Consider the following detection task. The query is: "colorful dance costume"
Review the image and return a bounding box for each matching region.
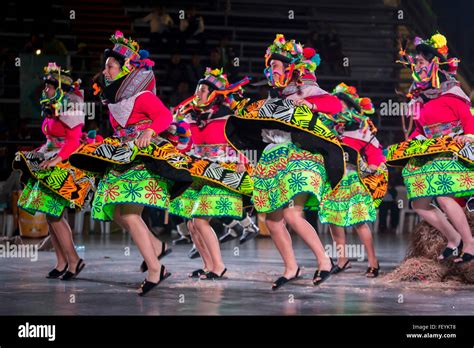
[69,31,191,221]
[226,35,345,213]
[319,83,388,227]
[14,63,95,218]
[386,33,474,200]
[168,68,253,219]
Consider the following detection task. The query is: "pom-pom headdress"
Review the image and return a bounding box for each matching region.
[105,30,141,62]
[333,83,374,115]
[197,67,229,92]
[323,82,376,135]
[397,32,460,90]
[40,62,81,118]
[43,62,74,90]
[174,68,250,117]
[263,34,320,88]
[103,30,155,85]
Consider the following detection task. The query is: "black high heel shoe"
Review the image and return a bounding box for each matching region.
[439,240,463,261]
[46,264,68,279]
[138,265,171,296]
[331,260,351,275]
[61,259,85,281]
[365,262,380,278]
[272,267,301,290]
[188,268,207,278]
[454,252,474,264]
[313,258,335,286]
[201,268,227,280]
[140,243,172,272]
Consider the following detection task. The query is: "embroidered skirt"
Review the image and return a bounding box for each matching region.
[91,160,171,221]
[169,181,243,219]
[402,153,474,200]
[69,121,192,199]
[252,142,327,213]
[168,145,252,219]
[13,150,95,218]
[319,170,377,227]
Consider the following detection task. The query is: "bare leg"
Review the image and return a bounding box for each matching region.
[46,216,68,270]
[353,223,378,268]
[283,194,332,274]
[114,205,162,286]
[328,224,349,268]
[122,213,167,257]
[265,209,299,278]
[193,217,226,276]
[436,196,474,260]
[47,214,81,272]
[188,219,213,271]
[148,229,166,256]
[412,197,463,259]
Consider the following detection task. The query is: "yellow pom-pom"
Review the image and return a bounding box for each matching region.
[275,34,285,41]
[210,68,222,76]
[431,33,447,49]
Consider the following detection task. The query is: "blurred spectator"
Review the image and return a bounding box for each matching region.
[166,53,186,88]
[17,119,33,141]
[0,48,20,98]
[217,35,239,80]
[71,42,92,72]
[0,50,6,97]
[142,6,174,52]
[324,26,344,75]
[169,81,191,107]
[306,29,326,71]
[206,48,222,69]
[379,175,400,233]
[0,170,21,209]
[43,31,68,56]
[178,6,205,50]
[143,207,167,236]
[22,34,43,54]
[185,53,205,86]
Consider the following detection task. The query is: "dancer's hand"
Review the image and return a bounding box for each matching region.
[454,135,473,146]
[293,99,315,110]
[368,164,378,172]
[136,129,154,149]
[236,163,246,173]
[39,156,62,169]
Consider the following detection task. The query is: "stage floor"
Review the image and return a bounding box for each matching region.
[1,232,472,315]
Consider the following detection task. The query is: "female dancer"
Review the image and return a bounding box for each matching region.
[226,35,345,289]
[69,31,192,295]
[319,83,387,277]
[168,68,252,279]
[387,33,474,263]
[13,63,94,280]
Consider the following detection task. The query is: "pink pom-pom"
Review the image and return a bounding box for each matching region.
[303,47,316,59]
[168,135,179,142]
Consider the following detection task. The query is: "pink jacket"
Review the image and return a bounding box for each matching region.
[342,136,385,166]
[109,92,172,135]
[41,117,83,160]
[409,94,474,139]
